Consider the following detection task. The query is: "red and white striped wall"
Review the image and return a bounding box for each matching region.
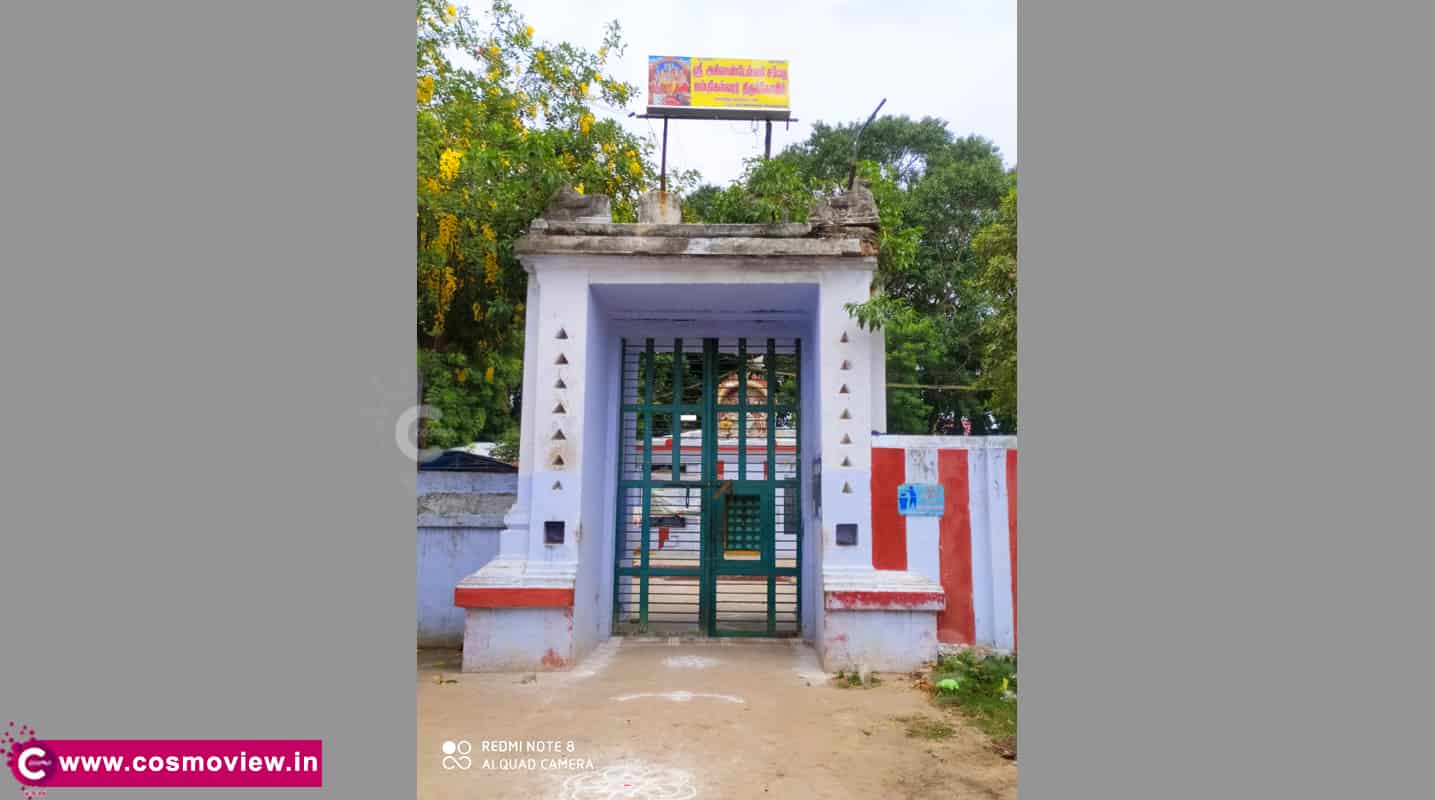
[869,436,1017,650]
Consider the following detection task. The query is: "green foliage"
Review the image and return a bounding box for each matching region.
[681,156,823,223]
[833,669,881,689]
[417,0,651,446]
[969,187,1017,420]
[491,426,521,463]
[929,648,1017,743]
[683,116,1017,432]
[418,350,515,449]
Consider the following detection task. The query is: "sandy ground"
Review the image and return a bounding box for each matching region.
[417,638,1015,799]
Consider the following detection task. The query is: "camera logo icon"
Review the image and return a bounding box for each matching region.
[440,740,471,770]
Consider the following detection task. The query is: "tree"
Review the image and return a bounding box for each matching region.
[416,0,652,448]
[969,186,1017,421]
[682,116,1017,431]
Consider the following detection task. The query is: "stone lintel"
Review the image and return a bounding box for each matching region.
[516,233,875,258]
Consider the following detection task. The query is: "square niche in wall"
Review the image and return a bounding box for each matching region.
[835,523,858,546]
[544,521,565,544]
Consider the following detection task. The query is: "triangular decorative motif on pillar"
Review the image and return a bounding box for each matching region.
[841,482,853,494]
[555,377,566,389]
[841,456,852,467]
[553,402,567,414]
[552,428,566,441]
[840,433,852,445]
[840,360,852,370]
[551,480,563,492]
[552,454,565,468]
[555,353,569,365]
[840,408,852,420]
[556,328,568,340]
[840,331,849,343]
[839,384,850,394]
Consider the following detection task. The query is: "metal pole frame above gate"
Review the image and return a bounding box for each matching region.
[630,113,800,194]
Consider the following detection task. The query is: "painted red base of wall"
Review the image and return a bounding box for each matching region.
[826,590,946,610]
[453,587,575,608]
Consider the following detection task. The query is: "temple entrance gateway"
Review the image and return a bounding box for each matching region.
[614,336,802,636]
[457,185,951,674]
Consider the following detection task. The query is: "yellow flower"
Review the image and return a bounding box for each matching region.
[455,368,468,384]
[534,51,545,63]
[525,25,534,38]
[579,112,593,135]
[416,75,435,104]
[424,177,441,193]
[628,160,642,176]
[444,4,457,20]
[438,149,463,182]
[471,302,483,321]
[483,251,500,285]
[488,199,497,210]
[434,214,460,251]
[574,183,584,195]
[601,141,614,155]
[598,46,607,59]
[440,267,458,305]
[579,82,589,97]
[487,68,500,81]
[484,366,496,383]
[481,223,496,241]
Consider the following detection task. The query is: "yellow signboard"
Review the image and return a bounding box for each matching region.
[647,56,789,117]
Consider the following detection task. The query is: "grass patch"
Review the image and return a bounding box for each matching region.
[928,648,1017,749]
[894,714,955,740]
[833,669,882,688]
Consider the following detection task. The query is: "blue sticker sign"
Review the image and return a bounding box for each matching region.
[897,484,945,516]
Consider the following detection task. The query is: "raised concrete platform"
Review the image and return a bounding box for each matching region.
[454,556,578,672]
[818,568,945,672]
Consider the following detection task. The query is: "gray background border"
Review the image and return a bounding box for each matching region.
[1021,0,1432,796]
[0,2,415,798]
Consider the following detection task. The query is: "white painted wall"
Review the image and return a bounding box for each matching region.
[816,268,877,571]
[970,445,1013,649]
[822,609,939,672]
[573,293,619,659]
[903,447,942,584]
[801,314,823,643]
[460,247,880,669]
[871,435,1017,651]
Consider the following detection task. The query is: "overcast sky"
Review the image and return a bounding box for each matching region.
[461,0,1015,187]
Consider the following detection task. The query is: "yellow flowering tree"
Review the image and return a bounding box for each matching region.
[417,0,653,448]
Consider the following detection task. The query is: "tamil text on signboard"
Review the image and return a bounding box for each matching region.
[647,56,789,119]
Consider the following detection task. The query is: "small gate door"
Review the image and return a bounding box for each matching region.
[613,337,801,637]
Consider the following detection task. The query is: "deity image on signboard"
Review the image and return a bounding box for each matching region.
[647,56,691,107]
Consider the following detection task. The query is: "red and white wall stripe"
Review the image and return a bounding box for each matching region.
[869,436,1017,650]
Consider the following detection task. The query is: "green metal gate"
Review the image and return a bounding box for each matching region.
[613,337,802,637]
